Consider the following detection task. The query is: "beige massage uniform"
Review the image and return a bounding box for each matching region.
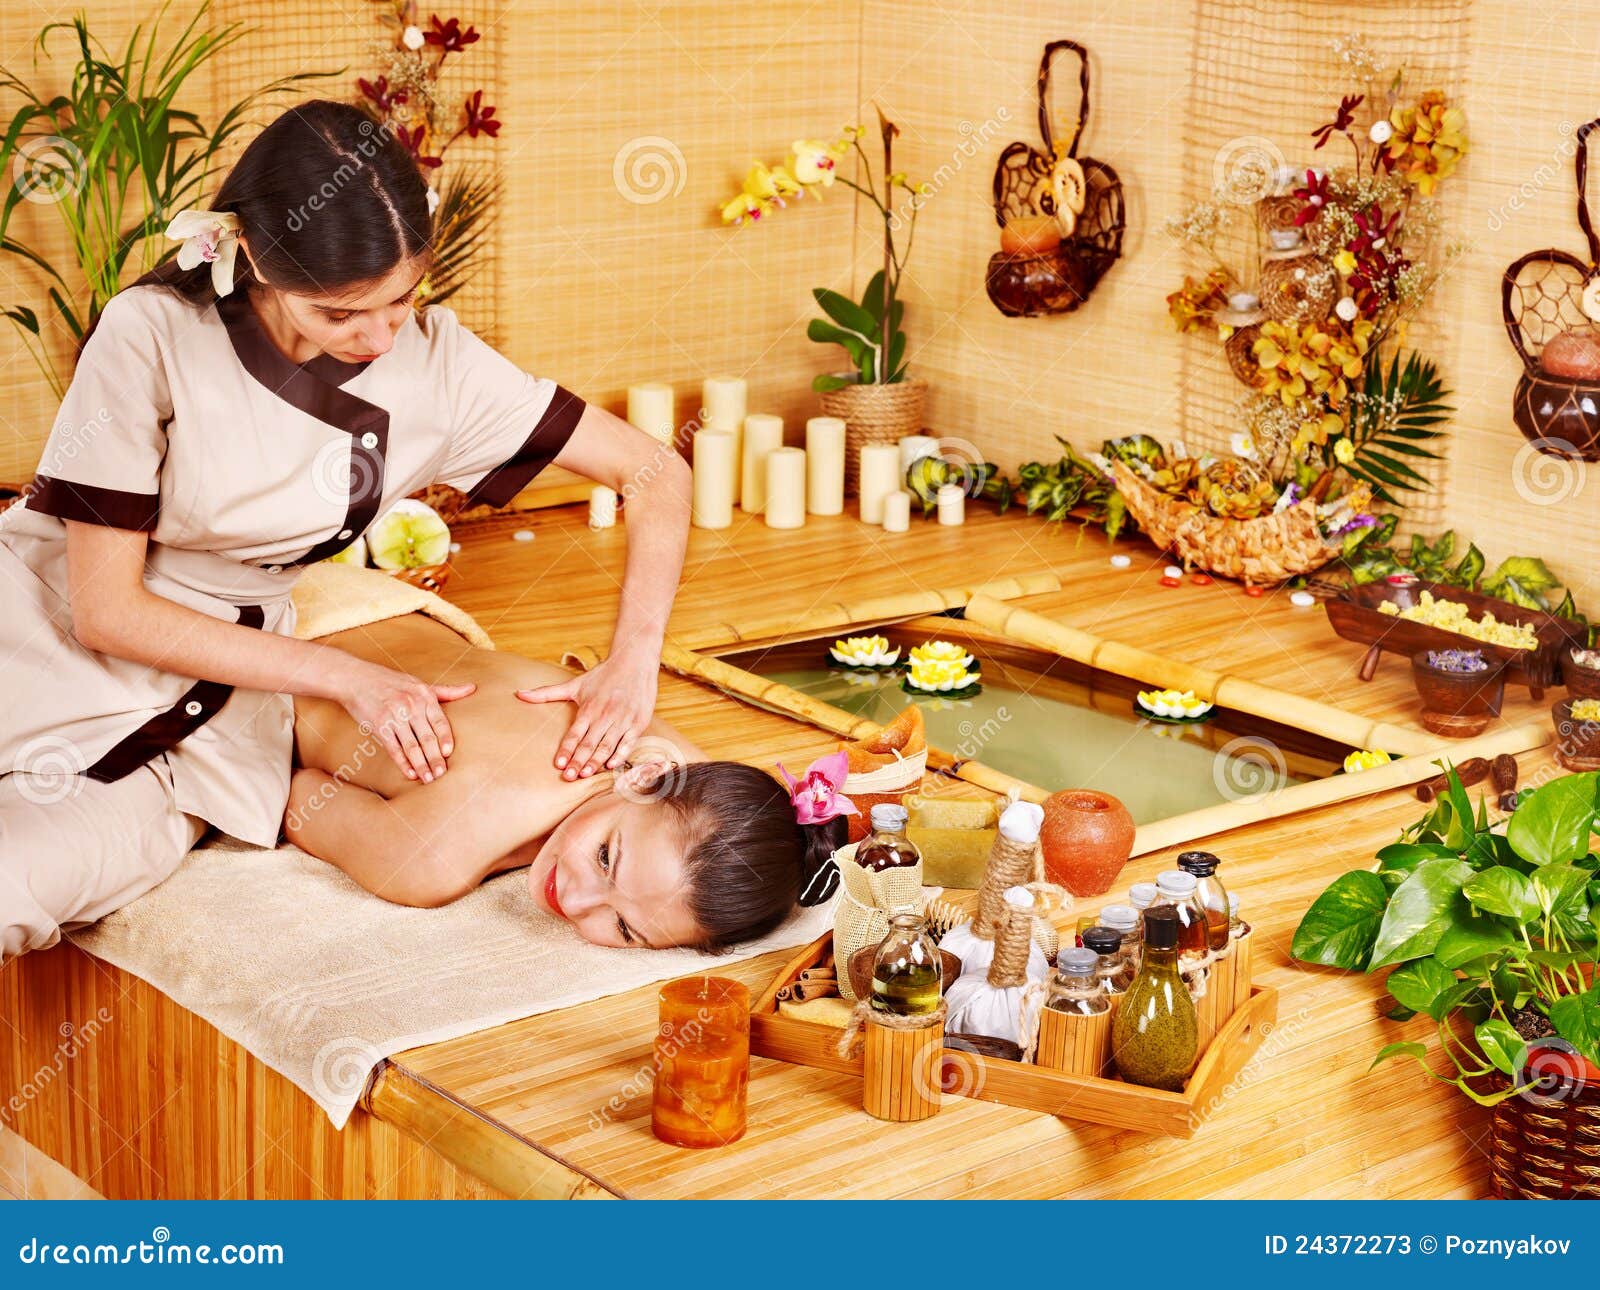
[0,283,585,959]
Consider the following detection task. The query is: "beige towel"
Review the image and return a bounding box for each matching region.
[68,562,834,1127]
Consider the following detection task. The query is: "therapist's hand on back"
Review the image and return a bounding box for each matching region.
[336,661,476,784]
[513,644,659,780]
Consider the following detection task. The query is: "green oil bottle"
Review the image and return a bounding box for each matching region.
[870,909,943,1016]
[1112,904,1199,1091]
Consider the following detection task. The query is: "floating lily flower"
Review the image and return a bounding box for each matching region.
[1135,688,1214,719]
[1343,748,1392,773]
[909,640,975,669]
[828,635,900,667]
[906,657,980,692]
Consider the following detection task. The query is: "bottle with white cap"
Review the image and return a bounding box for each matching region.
[1099,902,1142,973]
[855,803,920,872]
[1153,869,1210,957]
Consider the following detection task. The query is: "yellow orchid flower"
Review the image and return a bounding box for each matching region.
[720,191,767,224]
[790,140,840,186]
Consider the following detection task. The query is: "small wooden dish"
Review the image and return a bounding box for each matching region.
[1562,645,1600,700]
[1553,698,1600,771]
[753,931,1277,1137]
[846,944,962,1002]
[1325,580,1584,699]
[1411,650,1508,738]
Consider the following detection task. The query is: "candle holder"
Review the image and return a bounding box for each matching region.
[651,975,750,1148]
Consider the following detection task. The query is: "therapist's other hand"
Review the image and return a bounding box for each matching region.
[339,663,476,784]
[514,647,659,780]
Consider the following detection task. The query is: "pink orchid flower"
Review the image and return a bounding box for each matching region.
[775,749,859,825]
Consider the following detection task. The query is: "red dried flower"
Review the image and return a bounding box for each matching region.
[1292,168,1332,226]
[357,75,408,114]
[462,89,501,139]
[425,15,480,53]
[395,124,443,169]
[1312,94,1364,149]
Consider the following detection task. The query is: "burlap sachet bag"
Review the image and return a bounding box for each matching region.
[832,841,925,1002]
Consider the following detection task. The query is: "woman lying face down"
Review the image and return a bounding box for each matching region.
[287,612,846,951]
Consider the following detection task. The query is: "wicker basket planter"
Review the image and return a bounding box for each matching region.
[819,377,927,495]
[1111,460,1366,586]
[1490,1063,1600,1198]
[1260,247,1338,325]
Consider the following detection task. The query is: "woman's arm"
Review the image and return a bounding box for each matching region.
[66,521,473,783]
[515,403,692,778]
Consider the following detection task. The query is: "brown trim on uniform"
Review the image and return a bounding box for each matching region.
[215,290,390,569]
[24,474,160,532]
[82,602,267,783]
[462,385,587,509]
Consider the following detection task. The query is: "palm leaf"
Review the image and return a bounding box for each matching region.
[420,164,502,308]
[1347,349,1451,507]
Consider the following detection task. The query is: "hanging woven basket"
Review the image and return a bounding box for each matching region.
[1260,247,1338,325]
[1111,461,1364,586]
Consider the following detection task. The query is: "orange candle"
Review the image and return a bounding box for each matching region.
[651,975,750,1148]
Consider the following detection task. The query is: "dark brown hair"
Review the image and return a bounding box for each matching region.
[647,761,846,953]
[93,99,431,342]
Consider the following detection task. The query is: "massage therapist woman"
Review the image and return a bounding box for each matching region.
[0,101,692,962]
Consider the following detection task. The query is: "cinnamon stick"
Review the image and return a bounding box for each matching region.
[1415,757,1490,803]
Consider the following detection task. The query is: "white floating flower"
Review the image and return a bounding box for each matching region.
[828,635,900,667]
[1136,688,1215,719]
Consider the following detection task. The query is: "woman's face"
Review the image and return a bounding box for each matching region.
[527,784,705,949]
[245,248,430,364]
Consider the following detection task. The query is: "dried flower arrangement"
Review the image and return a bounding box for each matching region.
[1164,34,1469,514]
[355,4,502,309]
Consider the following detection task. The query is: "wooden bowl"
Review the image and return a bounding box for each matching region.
[847,944,962,1002]
[1553,698,1600,771]
[1411,650,1508,738]
[1562,645,1600,700]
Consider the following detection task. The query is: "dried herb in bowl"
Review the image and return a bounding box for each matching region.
[1426,648,1490,673]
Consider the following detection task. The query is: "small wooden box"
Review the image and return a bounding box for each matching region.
[750,932,1277,1138]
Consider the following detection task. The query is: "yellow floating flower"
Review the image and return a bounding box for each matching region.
[1334,436,1356,465]
[906,657,980,692]
[1135,688,1215,719]
[1343,748,1392,773]
[828,634,900,667]
[910,640,975,668]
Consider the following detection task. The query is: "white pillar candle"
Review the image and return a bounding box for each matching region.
[764,447,807,529]
[857,442,901,524]
[898,434,939,476]
[627,382,676,445]
[691,429,736,529]
[588,485,617,528]
[937,482,965,526]
[702,375,747,506]
[740,414,785,513]
[881,489,911,533]
[804,416,846,516]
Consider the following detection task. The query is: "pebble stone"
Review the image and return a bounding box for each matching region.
[1110,554,1132,569]
[512,529,535,543]
[1290,590,1315,608]
[1163,564,1183,579]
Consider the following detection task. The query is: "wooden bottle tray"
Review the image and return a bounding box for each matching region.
[749,931,1277,1138]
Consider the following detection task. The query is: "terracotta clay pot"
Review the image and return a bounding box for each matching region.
[1039,789,1136,897]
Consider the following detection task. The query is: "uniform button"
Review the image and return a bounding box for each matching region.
[265,564,283,574]
[337,528,353,540]
[184,700,203,717]
[360,432,379,449]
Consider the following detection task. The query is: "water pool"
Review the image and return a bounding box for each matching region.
[721,630,1349,825]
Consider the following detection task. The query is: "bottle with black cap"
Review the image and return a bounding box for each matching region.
[1112,905,1199,1091]
[1176,850,1231,952]
[1080,924,1132,996]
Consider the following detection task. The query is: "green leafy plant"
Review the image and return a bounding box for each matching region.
[902,453,1012,517]
[809,268,906,390]
[416,163,500,309]
[0,1,335,395]
[1291,767,1600,1106]
[1341,350,1450,507]
[1015,436,1132,542]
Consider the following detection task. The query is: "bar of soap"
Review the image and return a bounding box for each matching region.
[908,826,999,890]
[777,996,854,1028]
[907,793,997,830]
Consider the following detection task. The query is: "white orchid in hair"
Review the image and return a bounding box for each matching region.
[166,208,243,296]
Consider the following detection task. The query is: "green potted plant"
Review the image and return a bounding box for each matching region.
[720,107,928,494]
[1292,766,1600,1198]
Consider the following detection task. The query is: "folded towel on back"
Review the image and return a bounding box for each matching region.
[68,562,832,1127]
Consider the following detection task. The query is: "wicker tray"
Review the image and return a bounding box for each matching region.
[749,930,1277,1137]
[1325,579,1586,699]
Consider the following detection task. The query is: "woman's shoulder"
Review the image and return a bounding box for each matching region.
[97,281,209,338]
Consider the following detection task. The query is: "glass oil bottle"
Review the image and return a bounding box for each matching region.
[1112,905,1199,1091]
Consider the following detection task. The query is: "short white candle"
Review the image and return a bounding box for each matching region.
[898,434,939,476]
[691,429,736,529]
[588,485,617,528]
[937,483,964,526]
[805,416,845,516]
[857,442,901,524]
[702,375,747,506]
[626,382,676,445]
[740,414,784,514]
[881,489,911,533]
[764,447,807,529]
